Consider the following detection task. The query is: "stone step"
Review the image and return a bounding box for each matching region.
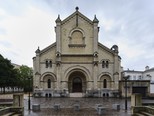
[2,112,16,116]
[12,114,22,116]
[134,113,145,116]
[141,111,154,116]
[69,93,83,97]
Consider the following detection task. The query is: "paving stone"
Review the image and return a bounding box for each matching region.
[24,97,131,116]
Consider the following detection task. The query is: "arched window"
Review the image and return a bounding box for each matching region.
[45,93,48,97]
[106,61,109,68]
[45,60,52,68]
[102,61,105,68]
[49,60,52,67]
[103,79,107,88]
[102,60,109,68]
[47,79,51,88]
[46,60,48,68]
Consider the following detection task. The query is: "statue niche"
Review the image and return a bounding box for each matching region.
[68,29,85,47]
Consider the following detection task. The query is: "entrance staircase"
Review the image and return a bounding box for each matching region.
[69,93,83,97]
[134,112,153,116]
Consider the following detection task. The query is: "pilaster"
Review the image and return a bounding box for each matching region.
[93,15,99,53]
[55,15,61,53]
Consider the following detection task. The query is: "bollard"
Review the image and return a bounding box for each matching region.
[74,104,80,111]
[54,104,60,111]
[112,104,120,111]
[95,104,102,112]
[32,104,40,111]
[97,107,104,115]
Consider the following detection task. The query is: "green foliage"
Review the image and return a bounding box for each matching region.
[0,54,16,88]
[0,54,33,93]
[19,65,33,92]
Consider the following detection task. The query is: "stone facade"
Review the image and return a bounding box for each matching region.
[120,66,154,97]
[33,7,121,97]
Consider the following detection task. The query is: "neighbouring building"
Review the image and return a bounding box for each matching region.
[12,63,21,69]
[33,7,122,97]
[120,66,154,97]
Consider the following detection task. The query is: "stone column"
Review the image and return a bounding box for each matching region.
[113,74,119,90]
[112,45,120,90]
[131,94,142,107]
[56,64,61,90]
[93,65,98,90]
[13,93,24,107]
[55,15,61,53]
[33,47,41,89]
[55,15,62,91]
[93,15,99,90]
[131,94,142,115]
[93,15,99,53]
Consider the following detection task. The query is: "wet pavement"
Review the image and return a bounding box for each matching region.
[24,96,131,116]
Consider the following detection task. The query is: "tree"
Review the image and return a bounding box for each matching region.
[0,54,33,93]
[0,54,18,93]
[19,65,33,92]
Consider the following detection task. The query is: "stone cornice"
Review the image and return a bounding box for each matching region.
[98,42,114,54]
[61,54,93,57]
[61,10,93,25]
[40,42,56,55]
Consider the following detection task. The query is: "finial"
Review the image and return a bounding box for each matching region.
[75,6,79,11]
[93,15,99,23]
[55,15,61,23]
[35,46,40,54]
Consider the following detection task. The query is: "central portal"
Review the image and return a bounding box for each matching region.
[68,71,86,93]
[73,77,82,92]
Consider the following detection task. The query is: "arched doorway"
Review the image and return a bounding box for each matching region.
[68,71,86,93]
[42,74,55,90]
[100,75,111,89]
[103,79,107,88]
[72,77,82,92]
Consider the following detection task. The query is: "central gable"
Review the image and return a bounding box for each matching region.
[59,7,95,55]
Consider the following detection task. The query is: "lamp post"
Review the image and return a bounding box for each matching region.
[28,77,31,110]
[123,75,129,111]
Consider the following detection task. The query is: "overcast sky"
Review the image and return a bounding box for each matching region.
[0,0,154,71]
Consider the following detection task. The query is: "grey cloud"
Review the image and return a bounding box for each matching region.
[0,40,12,48]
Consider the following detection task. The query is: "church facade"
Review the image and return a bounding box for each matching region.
[33,7,122,97]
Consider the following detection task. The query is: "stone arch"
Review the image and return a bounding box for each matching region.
[98,72,112,81]
[98,72,112,89]
[68,28,85,45]
[68,28,85,39]
[64,65,92,92]
[41,72,57,81]
[40,72,56,90]
[64,65,91,81]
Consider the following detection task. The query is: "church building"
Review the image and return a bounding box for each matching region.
[33,7,122,97]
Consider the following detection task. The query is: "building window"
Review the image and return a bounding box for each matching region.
[47,79,51,88]
[45,60,52,68]
[103,79,107,88]
[102,61,105,68]
[133,75,136,80]
[45,60,48,68]
[102,60,109,68]
[106,61,109,68]
[49,60,52,67]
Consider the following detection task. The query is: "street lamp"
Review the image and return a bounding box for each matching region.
[28,77,31,110]
[123,75,130,111]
